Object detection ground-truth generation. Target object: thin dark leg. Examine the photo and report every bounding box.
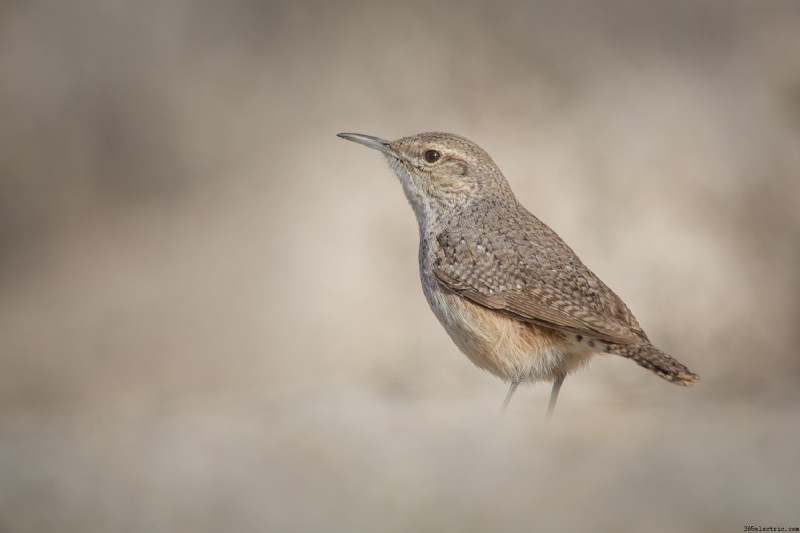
[501,380,521,413]
[546,376,565,419]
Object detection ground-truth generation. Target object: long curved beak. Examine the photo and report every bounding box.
[337,132,404,160]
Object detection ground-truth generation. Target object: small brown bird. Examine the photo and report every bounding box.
[338,131,698,416]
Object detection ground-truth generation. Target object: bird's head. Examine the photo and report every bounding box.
[338,131,515,228]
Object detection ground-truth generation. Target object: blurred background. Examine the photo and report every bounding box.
[1,1,799,531]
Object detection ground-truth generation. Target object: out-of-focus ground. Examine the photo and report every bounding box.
[1,1,799,531]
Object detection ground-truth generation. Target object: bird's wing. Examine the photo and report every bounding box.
[432,221,644,345]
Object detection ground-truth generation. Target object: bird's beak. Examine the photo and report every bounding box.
[337,133,405,160]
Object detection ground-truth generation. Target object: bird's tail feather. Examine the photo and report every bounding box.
[613,343,699,385]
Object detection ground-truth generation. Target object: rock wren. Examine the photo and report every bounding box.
[338,131,698,415]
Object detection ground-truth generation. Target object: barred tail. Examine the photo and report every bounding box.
[613,342,699,385]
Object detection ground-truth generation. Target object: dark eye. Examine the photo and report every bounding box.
[424,150,441,163]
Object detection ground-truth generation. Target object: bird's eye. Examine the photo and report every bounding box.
[424,150,441,163]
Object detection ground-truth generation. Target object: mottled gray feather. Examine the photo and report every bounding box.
[433,198,645,345]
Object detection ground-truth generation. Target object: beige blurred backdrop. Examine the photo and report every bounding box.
[1,1,799,532]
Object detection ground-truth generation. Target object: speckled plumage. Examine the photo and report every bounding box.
[338,131,698,414]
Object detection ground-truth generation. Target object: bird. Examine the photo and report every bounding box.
[337,131,698,416]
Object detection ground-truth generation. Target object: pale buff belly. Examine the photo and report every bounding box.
[425,284,594,383]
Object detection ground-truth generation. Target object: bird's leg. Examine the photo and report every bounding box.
[501,379,521,413]
[546,375,565,419]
